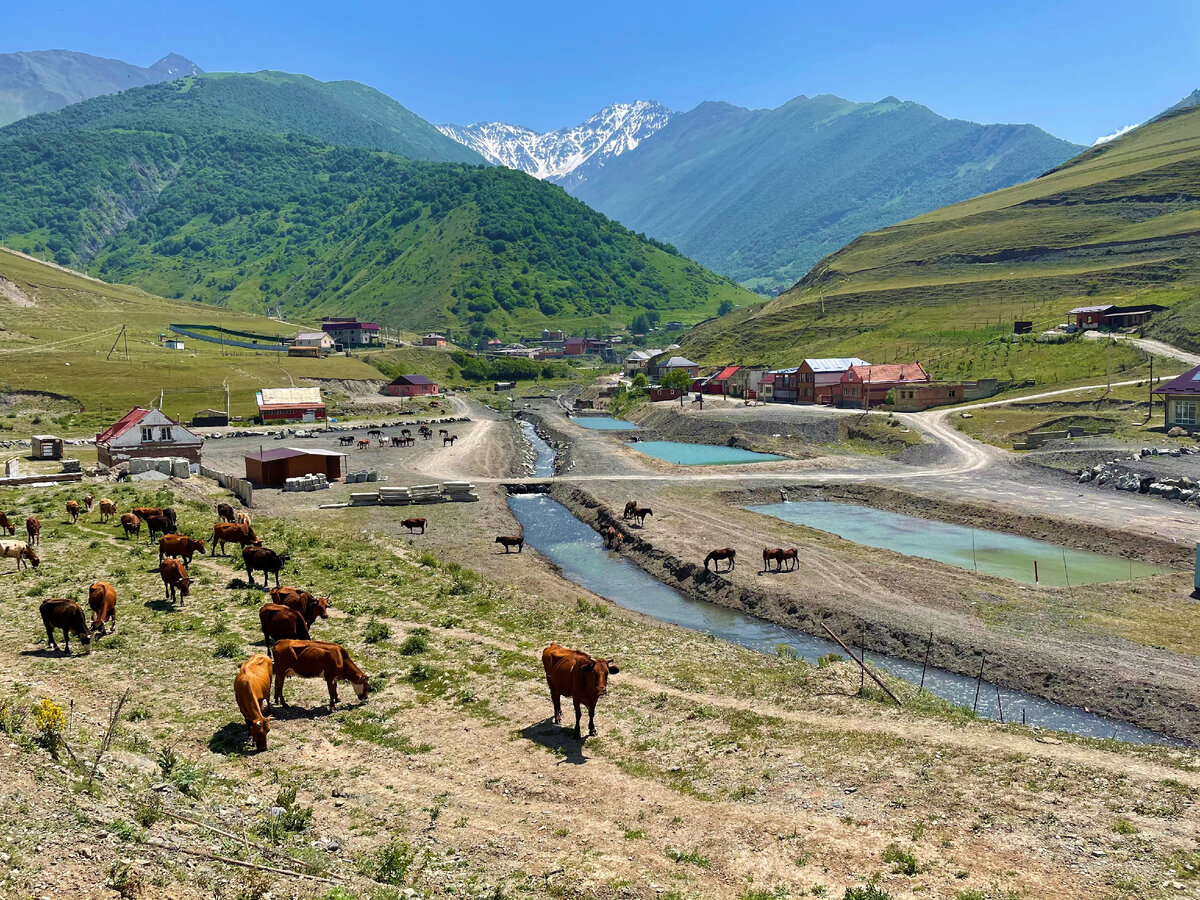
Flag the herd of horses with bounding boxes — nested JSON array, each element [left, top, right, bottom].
[[337, 427, 457, 450], [21, 489, 618, 750]]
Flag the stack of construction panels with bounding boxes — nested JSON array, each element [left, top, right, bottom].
[[443, 480, 479, 502], [379, 486, 414, 506], [349, 491, 379, 506], [409, 484, 443, 504]]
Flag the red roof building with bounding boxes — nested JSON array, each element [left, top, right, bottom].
[[703, 365, 740, 395], [1154, 363, 1200, 431], [95, 407, 204, 466], [383, 374, 439, 397], [836, 363, 929, 409]]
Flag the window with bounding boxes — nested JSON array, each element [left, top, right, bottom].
[[141, 427, 153, 442], [949, 390, 956, 398], [159, 427, 173, 441], [1176, 399, 1197, 426]]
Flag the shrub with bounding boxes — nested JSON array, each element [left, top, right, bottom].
[[844, 887, 892, 900], [32, 698, 67, 758], [817, 653, 844, 668], [361, 840, 419, 885], [399, 628, 430, 655], [213, 636, 242, 658], [363, 619, 391, 643], [883, 843, 921, 875]]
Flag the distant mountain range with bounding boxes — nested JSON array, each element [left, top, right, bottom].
[[439, 100, 672, 189], [0, 49, 202, 126]]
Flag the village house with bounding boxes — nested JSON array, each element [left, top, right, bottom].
[[1069, 304, 1166, 330], [421, 333, 448, 347], [836, 363, 929, 409], [256, 387, 327, 424], [760, 372, 776, 402], [891, 378, 1002, 412], [95, 407, 204, 466], [541, 329, 565, 343], [648, 355, 700, 379], [383, 374, 439, 397], [728, 365, 768, 399], [766, 367, 800, 402], [798, 357, 870, 403], [564, 337, 587, 355], [702, 365, 739, 395], [321, 317, 381, 348], [291, 331, 335, 352], [623, 348, 662, 376], [1154, 364, 1200, 431]]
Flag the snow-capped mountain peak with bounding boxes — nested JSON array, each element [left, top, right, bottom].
[[438, 100, 672, 187]]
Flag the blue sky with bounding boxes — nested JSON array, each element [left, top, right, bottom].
[[2, 0, 1197, 143]]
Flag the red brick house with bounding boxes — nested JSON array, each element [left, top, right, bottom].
[[798, 357, 870, 403], [565, 337, 587, 355], [422, 333, 447, 347], [836, 363, 929, 409], [383, 374, 439, 397]]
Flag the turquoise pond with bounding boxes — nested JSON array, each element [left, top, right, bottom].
[[572, 416, 638, 430], [749, 501, 1170, 587], [630, 440, 784, 465]]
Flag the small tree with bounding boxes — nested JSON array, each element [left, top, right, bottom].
[[631, 372, 649, 389], [717, 298, 735, 316], [630, 313, 650, 335], [660, 368, 694, 406]]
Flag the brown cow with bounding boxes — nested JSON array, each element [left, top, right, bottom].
[[0, 539, 39, 570], [25, 517, 40, 546], [211, 522, 258, 555], [119, 512, 141, 539], [268, 587, 329, 625], [40, 599, 91, 655], [160, 534, 206, 566], [143, 514, 176, 543], [541, 643, 619, 739], [235, 654, 273, 751], [217, 502, 237, 523], [272, 639, 369, 711], [82, 494, 94, 512], [159, 558, 191, 606], [99, 499, 117, 523], [65, 501, 80, 524], [131, 506, 163, 522], [259, 603, 311, 653], [401, 518, 426, 534], [0, 512, 14, 536], [88, 581, 117, 635], [495, 535, 523, 553]]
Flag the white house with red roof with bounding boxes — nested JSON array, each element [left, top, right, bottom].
[[95, 408, 204, 467]]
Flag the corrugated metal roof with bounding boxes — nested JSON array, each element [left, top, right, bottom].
[[389, 374, 436, 385], [713, 365, 740, 381], [257, 387, 323, 406], [1068, 305, 1114, 314], [95, 408, 153, 444], [662, 356, 697, 368], [1154, 363, 1200, 395], [803, 357, 870, 372]]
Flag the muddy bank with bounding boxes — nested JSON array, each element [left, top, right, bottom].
[[551, 483, 1199, 743], [726, 483, 1192, 570]]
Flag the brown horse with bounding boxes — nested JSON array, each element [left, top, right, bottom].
[[778, 548, 799, 571], [704, 548, 736, 572], [631, 507, 652, 527], [602, 526, 623, 549], [622, 500, 639, 520], [762, 548, 784, 573]]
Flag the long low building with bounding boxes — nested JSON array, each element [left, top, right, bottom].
[[244, 447, 347, 486], [256, 387, 326, 423]]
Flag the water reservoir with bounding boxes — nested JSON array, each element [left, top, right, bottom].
[[630, 440, 784, 465], [573, 416, 639, 430]]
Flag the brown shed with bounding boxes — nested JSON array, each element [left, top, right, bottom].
[[31, 435, 64, 460], [244, 448, 346, 486]]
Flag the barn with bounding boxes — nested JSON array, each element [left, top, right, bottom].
[[244, 447, 347, 486], [256, 387, 326, 423], [383, 374, 439, 397]]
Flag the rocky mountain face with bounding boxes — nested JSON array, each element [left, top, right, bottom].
[[438, 100, 672, 187], [0, 50, 203, 126]]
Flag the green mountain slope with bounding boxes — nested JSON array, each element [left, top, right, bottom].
[[570, 94, 1084, 290], [0, 49, 201, 127], [1, 70, 484, 164], [0, 73, 752, 337], [681, 105, 1200, 385]]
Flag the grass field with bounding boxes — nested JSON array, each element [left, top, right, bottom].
[[0, 249, 385, 435]]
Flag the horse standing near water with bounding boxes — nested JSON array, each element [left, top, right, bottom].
[[705, 548, 736, 572], [630, 507, 652, 527]]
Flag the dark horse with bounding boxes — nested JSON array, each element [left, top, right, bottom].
[[631, 507, 652, 527], [704, 548, 736, 572]]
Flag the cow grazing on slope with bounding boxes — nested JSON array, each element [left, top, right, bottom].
[[259, 603, 311, 652], [82, 494, 94, 512], [88, 581, 117, 635], [401, 518, 426, 534], [131, 506, 163, 523], [272, 639, 369, 711], [119, 513, 141, 539], [495, 535, 523, 553], [65, 501, 80, 524], [268, 587, 329, 625], [40, 599, 91, 655], [160, 534, 206, 566], [244, 546, 288, 588], [217, 502, 237, 523], [0, 539, 39, 570], [235, 654, 273, 751], [25, 517, 39, 546], [99, 499, 117, 523], [542, 643, 619, 739], [211, 522, 258, 556], [0, 512, 15, 536], [159, 558, 191, 605]]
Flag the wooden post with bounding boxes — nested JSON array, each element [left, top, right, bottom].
[[973, 654, 986, 712], [919, 631, 933, 692], [994, 683, 1005, 724], [820, 622, 902, 706], [1062, 549, 1071, 589], [1034, 560, 1039, 584]]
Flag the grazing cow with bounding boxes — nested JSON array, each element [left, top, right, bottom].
[[269, 586, 330, 625], [88, 581, 117, 635], [25, 517, 40, 546], [622, 500, 639, 520], [495, 535, 523, 553], [131, 506, 163, 523], [631, 507, 652, 527], [144, 514, 176, 543], [82, 494, 94, 512], [159, 558, 191, 605], [401, 518, 426, 534], [244, 545, 288, 588], [41, 599, 91, 655], [160, 534, 206, 566], [0, 539, 38, 570], [442, 435, 457, 447], [99, 499, 117, 523], [272, 639, 369, 711], [704, 548, 736, 573], [211, 522, 258, 555], [161, 507, 178, 529], [0, 512, 14, 536], [259, 603, 311, 652], [65, 501, 80, 523], [235, 654, 273, 751], [236, 511, 251, 526], [120, 513, 141, 539], [602, 526, 623, 549], [541, 643, 619, 739], [217, 502, 237, 523]]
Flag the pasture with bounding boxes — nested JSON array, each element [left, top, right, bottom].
[[0, 481, 1197, 900]]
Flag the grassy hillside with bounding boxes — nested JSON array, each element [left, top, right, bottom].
[[682, 105, 1200, 385], [0, 248, 383, 434], [571, 94, 1082, 290], [0, 73, 755, 340]]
